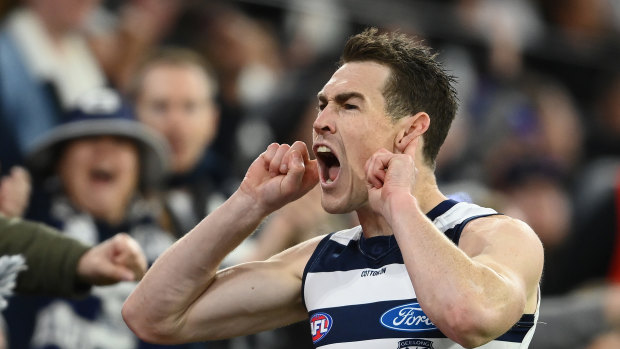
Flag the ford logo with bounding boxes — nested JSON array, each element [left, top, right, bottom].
[[380, 302, 437, 332]]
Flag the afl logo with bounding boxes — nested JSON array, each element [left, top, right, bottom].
[[380, 303, 437, 332], [310, 312, 333, 343]]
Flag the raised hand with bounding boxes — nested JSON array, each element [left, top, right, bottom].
[[0, 165, 31, 218], [365, 138, 419, 221], [240, 141, 319, 215]]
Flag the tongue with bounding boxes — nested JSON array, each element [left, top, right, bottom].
[[328, 166, 339, 181]]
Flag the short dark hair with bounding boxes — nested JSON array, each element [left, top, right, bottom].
[[340, 27, 458, 167], [127, 47, 217, 101]]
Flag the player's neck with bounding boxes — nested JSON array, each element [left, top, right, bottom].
[[413, 165, 447, 214]]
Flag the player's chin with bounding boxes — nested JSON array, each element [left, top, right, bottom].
[[320, 194, 353, 214]]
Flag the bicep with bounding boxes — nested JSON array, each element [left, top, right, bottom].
[[180, 237, 323, 341]]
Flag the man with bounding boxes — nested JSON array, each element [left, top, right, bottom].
[[130, 48, 226, 236], [123, 28, 543, 348], [0, 158, 147, 300], [0, 165, 147, 349], [3, 87, 178, 349]]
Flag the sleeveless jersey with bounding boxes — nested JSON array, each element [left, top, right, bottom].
[[302, 199, 539, 348]]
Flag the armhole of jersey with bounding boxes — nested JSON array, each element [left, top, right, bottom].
[[519, 286, 541, 347], [451, 213, 502, 245], [301, 232, 335, 312]]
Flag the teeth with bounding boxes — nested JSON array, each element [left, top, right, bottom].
[[317, 146, 331, 153], [326, 179, 333, 183]]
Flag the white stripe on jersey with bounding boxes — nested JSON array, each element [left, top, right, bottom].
[[432, 202, 497, 233], [305, 264, 414, 311]]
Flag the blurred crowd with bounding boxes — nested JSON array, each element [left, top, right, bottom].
[[1, 0, 620, 348]]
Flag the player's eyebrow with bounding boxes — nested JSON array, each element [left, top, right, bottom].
[[317, 92, 365, 104]]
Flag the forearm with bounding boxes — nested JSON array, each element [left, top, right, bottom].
[[124, 190, 269, 339], [0, 216, 91, 297], [388, 195, 524, 346]]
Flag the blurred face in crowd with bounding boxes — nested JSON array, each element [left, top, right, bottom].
[[136, 63, 219, 174], [58, 136, 140, 225], [28, 0, 100, 34], [504, 176, 571, 248]]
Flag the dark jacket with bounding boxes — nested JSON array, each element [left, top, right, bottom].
[[0, 215, 91, 297]]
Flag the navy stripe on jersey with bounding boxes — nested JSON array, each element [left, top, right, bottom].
[[496, 314, 537, 343], [309, 300, 536, 346], [426, 199, 459, 221], [445, 213, 500, 245], [309, 299, 444, 346], [303, 232, 405, 274]]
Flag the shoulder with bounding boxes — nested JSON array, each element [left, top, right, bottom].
[[267, 234, 328, 279], [462, 214, 540, 245], [460, 214, 544, 279], [265, 226, 362, 279]]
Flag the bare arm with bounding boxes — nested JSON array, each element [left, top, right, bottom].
[[393, 206, 542, 347], [366, 142, 543, 348], [245, 186, 333, 262], [123, 141, 319, 344]]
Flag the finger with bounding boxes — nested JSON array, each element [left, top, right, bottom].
[[111, 233, 147, 279], [290, 141, 311, 163], [280, 150, 305, 191], [269, 144, 290, 176], [282, 141, 311, 175], [366, 151, 392, 188], [402, 137, 420, 159], [261, 143, 281, 171], [365, 156, 385, 189]]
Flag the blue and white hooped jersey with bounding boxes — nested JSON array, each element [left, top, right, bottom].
[[302, 200, 539, 349]]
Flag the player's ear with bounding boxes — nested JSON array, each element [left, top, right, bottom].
[[394, 112, 429, 154]]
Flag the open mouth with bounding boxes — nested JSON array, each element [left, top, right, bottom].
[[315, 145, 340, 185], [89, 168, 116, 185]]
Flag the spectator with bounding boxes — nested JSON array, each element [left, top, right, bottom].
[[2, 87, 177, 349], [0, 0, 107, 169], [130, 47, 227, 236], [0, 0, 184, 171], [0, 161, 148, 348]]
